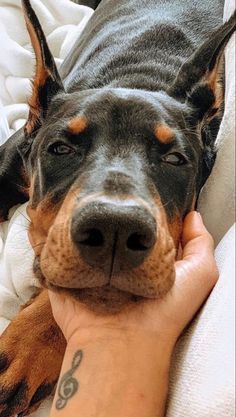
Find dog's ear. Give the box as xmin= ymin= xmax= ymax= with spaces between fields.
xmin=22 ymin=0 xmax=64 ymax=137
xmin=169 ymin=11 xmax=235 ymax=122
xmin=169 ymin=11 xmax=235 ymax=189
xmin=0 ymin=1 xmax=64 ymax=221
xmin=0 ymin=129 xmax=30 ymax=221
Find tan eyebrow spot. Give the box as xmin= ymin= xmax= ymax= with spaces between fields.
xmin=155 ymin=124 xmax=174 ymax=144
xmin=68 ymin=116 xmax=87 ymax=135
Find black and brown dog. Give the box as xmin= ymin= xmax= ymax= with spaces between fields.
xmin=0 ymin=0 xmax=235 ymax=415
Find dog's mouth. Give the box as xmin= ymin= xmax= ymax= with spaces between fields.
xmin=33 ymin=255 xmax=144 ymax=313
xmin=33 ymin=234 xmax=176 ymax=314
xmin=52 ymin=283 xmax=143 ymax=314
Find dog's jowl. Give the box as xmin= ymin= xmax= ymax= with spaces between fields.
xmin=0 ymin=0 xmax=235 ymax=414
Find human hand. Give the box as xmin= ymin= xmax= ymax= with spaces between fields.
xmin=49 ymin=211 xmax=218 ymax=347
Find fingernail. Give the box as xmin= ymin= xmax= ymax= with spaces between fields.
xmin=195 ymin=212 xmax=205 ymax=227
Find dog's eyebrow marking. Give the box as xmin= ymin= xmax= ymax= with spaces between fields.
xmin=67 ymin=116 xmax=87 ymax=135
xmin=155 ymin=124 xmax=174 ymax=144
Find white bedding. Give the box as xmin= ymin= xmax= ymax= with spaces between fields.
xmin=0 ymin=0 xmax=235 ymax=416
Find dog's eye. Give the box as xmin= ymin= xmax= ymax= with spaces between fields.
xmin=162 ymin=152 xmax=187 ymax=166
xmin=48 ymin=142 xmax=75 ymax=156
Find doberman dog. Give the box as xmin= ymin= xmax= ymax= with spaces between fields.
xmin=0 ymin=0 xmax=235 ymax=415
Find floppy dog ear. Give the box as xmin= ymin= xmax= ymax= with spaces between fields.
xmin=0 ymin=129 xmax=30 ymax=221
xmin=169 ymin=11 xmax=235 ymax=188
xmin=169 ymin=11 xmax=235 ymax=121
xmin=22 ymin=0 xmax=64 ymax=137
xmin=0 ymin=1 xmax=64 ymax=221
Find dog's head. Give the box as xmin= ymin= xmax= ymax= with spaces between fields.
xmin=0 ymin=1 xmax=235 ymax=312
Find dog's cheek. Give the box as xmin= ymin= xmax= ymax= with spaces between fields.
xmin=27 ymin=198 xmax=60 ymax=254
xmin=38 ymin=189 xmax=108 ymax=289
xmin=167 ymin=214 xmax=183 ymax=251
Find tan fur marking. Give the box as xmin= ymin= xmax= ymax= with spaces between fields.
xmin=27 ymin=203 xmax=60 ymax=255
xmin=27 ymin=182 xmax=61 ymax=255
xmin=207 ymin=63 xmax=223 ymax=115
xmin=155 ymin=124 xmax=174 ymax=144
xmin=0 ymin=290 xmax=65 ymax=414
xmin=67 ymin=117 xmax=87 ymax=135
xmin=168 ymin=214 xmax=183 ymax=249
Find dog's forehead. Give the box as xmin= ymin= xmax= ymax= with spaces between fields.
xmin=48 ymin=88 xmax=189 ymax=131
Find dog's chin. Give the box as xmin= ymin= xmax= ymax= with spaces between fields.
xmin=50 ymin=283 xmax=144 ymax=314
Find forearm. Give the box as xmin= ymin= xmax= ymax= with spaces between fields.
xmin=50 ymin=331 xmax=172 ymax=417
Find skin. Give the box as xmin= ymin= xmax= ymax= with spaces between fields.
xmin=49 ymin=212 xmax=218 ymax=416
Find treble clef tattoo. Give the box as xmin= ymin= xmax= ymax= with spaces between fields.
xmin=56 ymin=350 xmax=83 ymax=410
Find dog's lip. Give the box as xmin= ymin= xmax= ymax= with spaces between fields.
xmin=47 ymin=282 xmax=145 ymax=314
xmin=46 ymin=280 xmax=141 ymax=297
xmin=35 ymin=253 xmax=138 ymax=297
xmin=35 ymin=254 xmax=172 ymax=300
xmin=44 ymin=275 xmax=160 ymax=301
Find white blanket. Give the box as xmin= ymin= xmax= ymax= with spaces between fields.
xmin=0 ymin=0 xmax=235 ymax=416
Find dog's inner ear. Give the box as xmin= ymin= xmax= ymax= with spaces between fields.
xmin=22 ymin=0 xmax=64 ymax=137
xmin=169 ymin=11 xmax=236 ymax=122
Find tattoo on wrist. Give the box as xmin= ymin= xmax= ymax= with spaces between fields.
xmin=56 ymin=350 xmax=83 ymax=410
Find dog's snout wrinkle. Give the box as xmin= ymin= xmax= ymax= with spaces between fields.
xmin=103 ymin=170 xmax=135 ymax=195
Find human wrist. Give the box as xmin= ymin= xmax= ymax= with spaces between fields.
xmin=51 ymin=328 xmax=173 ymax=417
xmin=68 ymin=323 xmax=174 ymax=356
xmin=61 ymin=299 xmax=179 ymax=350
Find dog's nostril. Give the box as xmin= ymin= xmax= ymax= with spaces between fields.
xmin=127 ymin=233 xmax=150 ymax=252
xmin=78 ymin=228 xmax=104 ymax=247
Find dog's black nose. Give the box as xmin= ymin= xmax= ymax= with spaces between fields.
xmin=71 ymin=198 xmax=157 ymax=274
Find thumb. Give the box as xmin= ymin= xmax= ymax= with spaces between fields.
xmin=172 ymin=211 xmax=218 ymax=324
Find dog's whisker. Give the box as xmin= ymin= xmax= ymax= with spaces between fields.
xmin=32 ymin=242 xmax=46 ymax=250
xmin=18 ymin=210 xmax=31 ymax=223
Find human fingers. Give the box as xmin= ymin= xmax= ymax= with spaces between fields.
xmin=170 ymin=212 xmax=218 ymax=330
